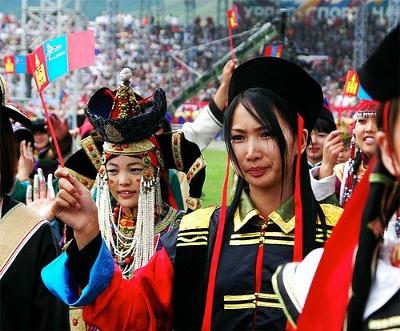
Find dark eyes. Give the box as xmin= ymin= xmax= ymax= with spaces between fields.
xmin=261 ymin=132 xmax=273 ymax=138
xmin=106 ymin=168 xmax=143 ymax=175
xmin=231 ymin=135 xmax=244 ymax=141
xmin=231 ymin=132 xmax=273 ymax=141
xmin=130 ymin=168 xmax=143 ymax=174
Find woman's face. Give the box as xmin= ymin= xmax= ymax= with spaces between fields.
xmin=230 ymin=103 xmax=295 ymax=192
xmin=307 ymin=130 xmax=328 ymax=164
xmin=355 ymin=116 xmax=377 ymax=157
xmin=33 ymin=131 xmax=49 ymax=151
xmin=106 ymin=155 xmax=143 ymax=209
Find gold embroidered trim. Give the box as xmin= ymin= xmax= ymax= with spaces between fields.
xmin=186 ymin=157 xmax=206 ymax=183
xmin=172 ymin=132 xmax=184 ymax=171
xmin=223 ymin=292 xmax=282 ymax=310
xmin=269 ymin=212 xmax=295 ymax=234
xmin=230 ymin=238 xmax=294 ymax=246
xmin=103 ymin=139 xmax=155 ymax=155
xmin=65 ymin=168 xmax=95 ymax=190
xmin=186 ymin=197 xmax=200 ymax=210
xmin=177 ymin=236 xmax=208 ymax=243
xmin=368 ymin=316 xmax=400 ymax=329
xmin=225 ymin=294 xmax=255 ymax=301
xmin=154 ymin=207 xmax=178 ymax=234
xmin=80 ymin=136 xmax=103 ymax=170
xmin=258 ymin=293 xmax=279 ymax=299
xmin=176 ymin=242 xmax=208 ymax=247
xmin=179 ymin=206 xmax=216 ymax=231
xmin=230 ymin=232 xmax=294 ymax=239
xmin=257 ymin=302 xmax=283 ymax=309
xmin=177 ymin=230 xmax=209 ymax=237
xmin=224 ymin=303 xmax=255 ymax=309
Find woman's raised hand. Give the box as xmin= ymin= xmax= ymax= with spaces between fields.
xmin=53 ymin=167 xmax=100 ymax=250
xmin=26 ymin=168 xmax=56 ymax=220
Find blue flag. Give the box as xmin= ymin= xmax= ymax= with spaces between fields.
xmin=44 ymin=34 xmax=68 ymax=82
xmin=15 ymin=55 xmax=27 ymax=74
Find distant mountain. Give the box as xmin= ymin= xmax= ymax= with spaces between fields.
xmin=1 ymin=0 xmax=223 ymax=23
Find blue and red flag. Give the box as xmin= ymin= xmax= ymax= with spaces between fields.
xmin=343 ymin=70 xmax=372 ymax=100
xmin=263 ymin=44 xmax=283 ymax=58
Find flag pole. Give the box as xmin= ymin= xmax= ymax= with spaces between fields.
xmin=38 ymin=92 xmax=65 ymax=167
xmin=227 ymin=23 xmax=235 ymax=61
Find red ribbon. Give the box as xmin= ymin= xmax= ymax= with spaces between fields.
xmin=293 ymin=114 xmax=304 ymax=262
xmin=39 ymin=93 xmax=64 ymax=167
xmin=201 ymin=155 xmax=231 ymax=331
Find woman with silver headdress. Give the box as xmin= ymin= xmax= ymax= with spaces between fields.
xmin=59 ymin=68 xmax=206 ymax=279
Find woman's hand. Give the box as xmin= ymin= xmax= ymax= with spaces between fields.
xmin=26 ymin=169 xmax=56 ymax=220
xmin=319 ymin=130 xmax=345 ymax=179
xmin=16 ymin=140 xmax=34 ymax=182
xmin=52 ymin=167 xmax=99 ymax=250
xmin=214 ymin=59 xmax=238 ymax=111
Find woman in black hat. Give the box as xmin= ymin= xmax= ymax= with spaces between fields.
xmin=0 ymin=75 xmax=69 ymax=330
xmin=42 ymin=57 xmax=342 ymax=330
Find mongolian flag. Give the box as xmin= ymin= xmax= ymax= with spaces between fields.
xmin=226 ymin=8 xmax=239 ymax=30
xmin=343 ymin=70 xmax=372 ymax=100
xmin=27 ymin=46 xmax=49 ymax=93
xmin=263 ymin=44 xmax=283 ymax=58
xmin=343 ymin=70 xmax=360 ymax=97
xmin=4 ymin=55 xmax=15 ymax=74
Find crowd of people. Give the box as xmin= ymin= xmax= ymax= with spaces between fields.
xmin=0 ymin=5 xmax=399 ymax=331
xmin=0 ymin=9 xmax=391 ymax=120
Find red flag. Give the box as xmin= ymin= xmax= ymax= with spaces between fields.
xmin=297 ymin=164 xmax=373 ymax=331
xmin=27 ymin=46 xmax=49 ymax=93
xmin=4 ymin=55 xmax=15 ymax=74
xmin=343 ymin=70 xmax=360 ymax=97
xmin=67 ymin=30 xmax=95 ymax=71
xmin=226 ymin=9 xmax=239 ymax=30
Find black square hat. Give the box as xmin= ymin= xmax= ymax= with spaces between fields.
xmin=228 ymin=57 xmax=323 ymax=131
xmin=0 ymin=75 xmax=31 ymax=128
xmin=85 ymin=68 xmax=167 ymax=144
xmin=358 ymin=24 xmax=400 ymax=102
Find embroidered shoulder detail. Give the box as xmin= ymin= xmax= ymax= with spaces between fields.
xmin=319 ymin=204 xmax=343 ymax=226
xmin=179 ymin=206 xmax=217 ymax=231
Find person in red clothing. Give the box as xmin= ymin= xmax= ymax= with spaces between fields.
xmin=42 ymin=57 xmax=343 ymax=330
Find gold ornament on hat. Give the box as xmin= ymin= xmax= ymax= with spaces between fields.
xmin=110 ymin=67 xmax=142 ymax=120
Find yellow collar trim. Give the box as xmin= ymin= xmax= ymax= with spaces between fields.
xmin=233 ymin=190 xmax=295 ymax=233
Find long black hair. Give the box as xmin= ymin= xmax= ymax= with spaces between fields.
xmin=223 ymin=88 xmax=327 ymax=255
xmin=0 ymin=111 xmax=17 ymax=197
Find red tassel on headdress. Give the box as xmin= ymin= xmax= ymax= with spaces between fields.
xmin=296 ymin=160 xmax=374 ymax=331
xmin=201 ymin=156 xmax=231 ymax=331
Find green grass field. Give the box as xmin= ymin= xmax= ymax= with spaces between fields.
xmin=201 ymin=148 xmax=229 ymax=208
